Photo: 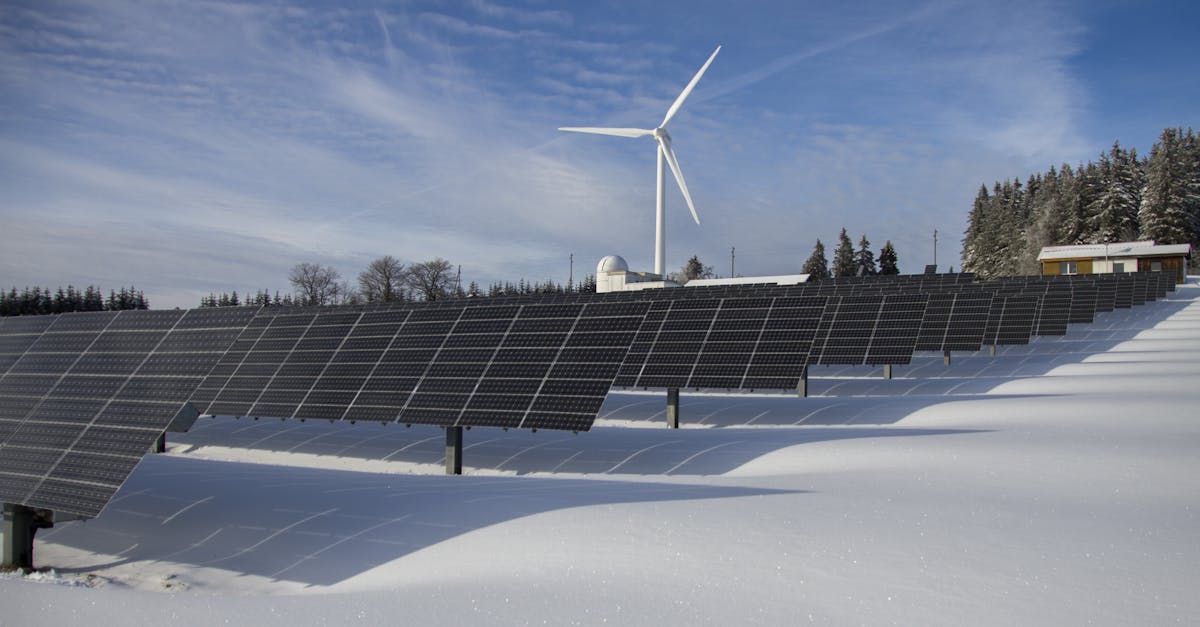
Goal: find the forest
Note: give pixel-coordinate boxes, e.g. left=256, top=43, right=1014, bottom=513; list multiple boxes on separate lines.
left=962, top=127, right=1199, bottom=279
left=0, top=285, right=148, bottom=316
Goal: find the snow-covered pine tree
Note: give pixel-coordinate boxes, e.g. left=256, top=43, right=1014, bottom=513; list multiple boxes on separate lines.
left=961, top=184, right=990, bottom=275
left=1023, top=167, right=1062, bottom=274
left=1140, top=128, right=1192, bottom=245
left=1089, top=141, right=1143, bottom=243
left=831, top=228, right=856, bottom=277
left=802, top=239, right=829, bottom=279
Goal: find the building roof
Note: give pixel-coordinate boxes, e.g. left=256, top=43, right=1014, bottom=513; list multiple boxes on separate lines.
left=1036, top=240, right=1192, bottom=262
left=686, top=274, right=809, bottom=287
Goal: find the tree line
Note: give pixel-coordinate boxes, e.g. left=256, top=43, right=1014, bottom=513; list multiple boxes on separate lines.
left=200, top=256, right=602, bottom=308
left=962, top=127, right=1200, bottom=279
left=0, top=285, right=148, bottom=316
left=800, top=229, right=900, bottom=280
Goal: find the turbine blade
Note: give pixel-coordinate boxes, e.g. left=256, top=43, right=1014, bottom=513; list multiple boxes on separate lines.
left=661, top=45, right=721, bottom=128
left=558, top=127, right=655, bottom=138
left=658, top=135, right=700, bottom=224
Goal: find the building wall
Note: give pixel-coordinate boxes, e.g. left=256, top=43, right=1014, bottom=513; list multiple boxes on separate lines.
left=1041, top=255, right=1187, bottom=283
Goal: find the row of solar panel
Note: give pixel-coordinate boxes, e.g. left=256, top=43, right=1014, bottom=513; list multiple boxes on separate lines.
left=0, top=271, right=1174, bottom=516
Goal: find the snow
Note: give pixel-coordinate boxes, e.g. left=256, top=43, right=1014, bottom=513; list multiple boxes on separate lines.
left=4, top=282, right=1200, bottom=625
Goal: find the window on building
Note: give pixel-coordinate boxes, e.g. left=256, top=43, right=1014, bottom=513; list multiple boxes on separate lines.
left=1059, top=261, right=1077, bottom=275
left=1113, top=262, right=1125, bottom=273
left=1151, top=261, right=1162, bottom=272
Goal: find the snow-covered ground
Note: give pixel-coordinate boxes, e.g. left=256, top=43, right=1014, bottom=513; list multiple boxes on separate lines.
left=4, top=283, right=1199, bottom=625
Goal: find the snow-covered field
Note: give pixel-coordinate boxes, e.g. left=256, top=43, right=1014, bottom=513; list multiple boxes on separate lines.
left=4, top=283, right=1199, bottom=625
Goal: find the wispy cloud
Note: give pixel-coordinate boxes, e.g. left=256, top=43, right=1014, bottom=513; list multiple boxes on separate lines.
left=0, top=0, right=1168, bottom=306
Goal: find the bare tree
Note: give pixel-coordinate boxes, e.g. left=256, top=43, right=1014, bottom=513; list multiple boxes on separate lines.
left=358, top=255, right=406, bottom=303
left=288, top=262, right=341, bottom=306
left=406, top=258, right=455, bottom=301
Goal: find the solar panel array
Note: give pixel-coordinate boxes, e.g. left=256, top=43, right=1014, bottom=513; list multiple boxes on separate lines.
left=0, top=308, right=258, bottom=516
left=0, top=269, right=1180, bottom=519
left=189, top=301, right=649, bottom=432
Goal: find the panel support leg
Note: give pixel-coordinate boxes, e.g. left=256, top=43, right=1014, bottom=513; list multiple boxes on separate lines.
left=666, top=388, right=680, bottom=429
left=943, top=350, right=952, bottom=366
left=797, top=367, right=808, bottom=398
left=883, top=364, right=893, bottom=380
left=2, top=504, right=53, bottom=572
left=445, top=426, right=463, bottom=475
left=152, top=432, right=166, bottom=454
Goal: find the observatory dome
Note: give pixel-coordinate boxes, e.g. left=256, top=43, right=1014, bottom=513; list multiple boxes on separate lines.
left=597, top=255, right=630, bottom=274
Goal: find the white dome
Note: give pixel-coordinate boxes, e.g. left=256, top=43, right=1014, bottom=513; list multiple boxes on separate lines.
left=596, top=255, right=629, bottom=274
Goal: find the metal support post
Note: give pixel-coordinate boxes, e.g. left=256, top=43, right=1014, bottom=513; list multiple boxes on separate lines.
left=445, top=426, right=463, bottom=475
left=883, top=364, right=893, bottom=380
left=666, top=388, right=680, bottom=429
left=989, top=344, right=996, bottom=356
left=152, top=432, right=166, bottom=454
left=797, top=366, right=808, bottom=398
left=943, top=350, right=952, bottom=366
left=2, top=504, right=53, bottom=572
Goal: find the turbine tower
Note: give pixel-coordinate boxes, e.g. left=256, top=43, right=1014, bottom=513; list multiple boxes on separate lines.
left=559, top=45, right=721, bottom=277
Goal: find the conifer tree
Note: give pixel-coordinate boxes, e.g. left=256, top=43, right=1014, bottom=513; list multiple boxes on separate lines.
left=879, top=241, right=899, bottom=275
left=802, top=239, right=829, bottom=279
left=831, top=228, right=856, bottom=277
left=1140, top=127, right=1195, bottom=245
left=855, top=235, right=877, bottom=276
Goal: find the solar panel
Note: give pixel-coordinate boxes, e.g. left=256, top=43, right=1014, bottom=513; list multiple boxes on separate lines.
left=1091, top=276, right=1117, bottom=313
left=614, top=296, right=826, bottom=391
left=983, top=295, right=1039, bottom=346
left=810, top=293, right=928, bottom=366
left=0, top=307, right=259, bottom=517
left=1129, top=273, right=1148, bottom=306
left=191, top=301, right=648, bottom=433
left=1113, top=274, right=1133, bottom=308
left=1068, top=283, right=1098, bottom=324
left=0, top=316, right=57, bottom=379
left=1034, top=286, right=1072, bottom=336
left=915, top=291, right=995, bottom=352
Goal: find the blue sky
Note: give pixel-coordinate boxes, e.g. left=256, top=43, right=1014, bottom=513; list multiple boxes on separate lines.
left=1, top=0, right=1196, bottom=308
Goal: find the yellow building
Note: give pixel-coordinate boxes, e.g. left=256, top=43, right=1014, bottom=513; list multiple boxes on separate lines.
left=1037, top=240, right=1191, bottom=284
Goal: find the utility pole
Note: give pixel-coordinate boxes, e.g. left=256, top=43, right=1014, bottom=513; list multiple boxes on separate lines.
left=730, top=246, right=735, bottom=278
left=933, top=229, right=938, bottom=268
left=569, top=253, right=574, bottom=291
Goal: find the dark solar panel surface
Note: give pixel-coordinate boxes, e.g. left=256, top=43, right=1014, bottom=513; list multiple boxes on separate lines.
left=810, top=293, right=928, bottom=365
left=1068, top=284, right=1098, bottom=324
left=0, top=307, right=259, bottom=517
left=614, top=296, right=826, bottom=390
left=1129, top=274, right=1148, bottom=306
left=1034, top=287, right=1072, bottom=336
left=983, top=295, right=1039, bottom=346
left=192, top=301, right=648, bottom=432
left=915, top=291, right=995, bottom=352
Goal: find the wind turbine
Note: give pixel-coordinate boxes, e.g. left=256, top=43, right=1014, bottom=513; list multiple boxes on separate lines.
left=559, top=45, right=721, bottom=277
